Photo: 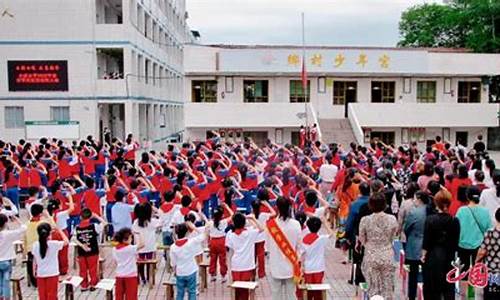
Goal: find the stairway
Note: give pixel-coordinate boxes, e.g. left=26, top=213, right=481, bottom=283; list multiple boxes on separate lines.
left=319, top=118, right=357, bottom=146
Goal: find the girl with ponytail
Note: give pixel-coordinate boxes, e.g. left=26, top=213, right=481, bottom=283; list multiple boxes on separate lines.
left=32, top=219, right=69, bottom=300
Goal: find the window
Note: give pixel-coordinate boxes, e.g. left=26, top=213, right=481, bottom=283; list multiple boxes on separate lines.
left=289, top=80, right=310, bottom=103
left=458, top=81, right=481, bottom=103
left=370, top=131, right=395, bottom=145
left=244, top=80, right=269, bottom=102
left=243, top=131, right=268, bottom=147
left=4, top=106, right=24, bottom=128
left=192, top=80, right=217, bottom=103
left=417, top=81, right=436, bottom=103
left=50, top=106, right=70, bottom=121
left=371, top=81, right=395, bottom=103
left=145, top=59, right=150, bottom=84
left=333, top=81, right=357, bottom=105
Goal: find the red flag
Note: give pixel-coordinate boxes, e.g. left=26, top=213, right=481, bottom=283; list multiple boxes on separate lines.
left=301, top=55, right=308, bottom=91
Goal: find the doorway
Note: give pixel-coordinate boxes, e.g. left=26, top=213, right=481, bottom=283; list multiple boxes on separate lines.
left=455, top=131, right=469, bottom=147
left=99, top=103, right=125, bottom=142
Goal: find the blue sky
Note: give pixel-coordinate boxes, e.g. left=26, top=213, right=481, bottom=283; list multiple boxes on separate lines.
left=186, top=0, right=442, bottom=46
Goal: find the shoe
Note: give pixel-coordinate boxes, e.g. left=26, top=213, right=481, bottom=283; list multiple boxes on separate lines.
left=210, top=276, right=217, bottom=282
left=221, top=276, right=227, bottom=283
left=81, top=287, right=89, bottom=292
left=90, top=287, right=96, bottom=292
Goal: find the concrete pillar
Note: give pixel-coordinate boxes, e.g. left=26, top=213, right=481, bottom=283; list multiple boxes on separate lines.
left=124, top=101, right=134, bottom=137
left=147, top=104, right=154, bottom=140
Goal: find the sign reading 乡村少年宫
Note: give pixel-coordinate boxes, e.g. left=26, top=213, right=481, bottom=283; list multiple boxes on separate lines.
left=8, top=60, right=69, bottom=91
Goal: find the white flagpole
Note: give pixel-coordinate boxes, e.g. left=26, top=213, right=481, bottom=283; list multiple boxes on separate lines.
left=301, top=12, right=309, bottom=132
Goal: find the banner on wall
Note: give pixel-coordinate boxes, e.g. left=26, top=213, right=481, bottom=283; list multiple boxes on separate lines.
left=8, top=60, right=69, bottom=91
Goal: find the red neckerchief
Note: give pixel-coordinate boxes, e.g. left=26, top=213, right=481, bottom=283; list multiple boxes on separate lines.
left=180, top=207, right=190, bottom=216
left=175, top=238, right=188, bottom=247
left=79, top=219, right=91, bottom=228
left=30, top=215, right=42, bottom=222
left=26, top=197, right=36, bottom=205
left=115, top=242, right=129, bottom=250
left=303, top=205, right=315, bottom=214
left=234, top=228, right=246, bottom=235
left=161, top=202, right=175, bottom=213
left=303, top=233, right=319, bottom=245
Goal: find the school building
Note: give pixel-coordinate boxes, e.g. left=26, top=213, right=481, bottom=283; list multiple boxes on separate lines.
left=183, top=44, right=500, bottom=149
left=0, top=0, right=190, bottom=145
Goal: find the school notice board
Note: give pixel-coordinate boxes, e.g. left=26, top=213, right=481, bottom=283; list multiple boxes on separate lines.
left=25, top=121, right=80, bottom=140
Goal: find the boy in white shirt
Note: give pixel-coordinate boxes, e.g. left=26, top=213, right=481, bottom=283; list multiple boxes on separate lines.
left=225, top=213, right=264, bottom=300
left=299, top=216, right=334, bottom=300
left=170, top=221, right=207, bottom=300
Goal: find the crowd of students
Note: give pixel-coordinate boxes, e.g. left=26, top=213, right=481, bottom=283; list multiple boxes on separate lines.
left=0, top=132, right=498, bottom=300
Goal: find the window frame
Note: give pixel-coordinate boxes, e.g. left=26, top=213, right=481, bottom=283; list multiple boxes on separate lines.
left=243, top=80, right=269, bottom=103
left=50, top=106, right=70, bottom=122
left=457, top=81, right=481, bottom=103
left=371, top=81, right=395, bottom=103
left=289, top=80, right=310, bottom=103
left=417, top=81, right=437, bottom=103
left=191, top=80, right=218, bottom=103
left=4, top=106, right=25, bottom=129
left=333, top=81, right=357, bottom=105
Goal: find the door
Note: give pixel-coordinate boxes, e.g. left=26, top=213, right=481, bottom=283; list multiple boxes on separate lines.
left=344, top=82, right=357, bottom=118
left=370, top=131, right=395, bottom=145
left=455, top=131, right=469, bottom=147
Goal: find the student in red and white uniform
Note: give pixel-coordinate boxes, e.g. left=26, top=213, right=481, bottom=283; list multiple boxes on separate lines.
left=170, top=222, right=208, bottom=300
left=47, top=194, right=74, bottom=276
left=251, top=200, right=276, bottom=279
left=208, top=203, right=233, bottom=282
left=225, top=213, right=264, bottom=300
left=112, top=227, right=144, bottom=300
left=123, top=135, right=139, bottom=166
left=159, top=191, right=179, bottom=248
left=299, top=216, right=334, bottom=300
left=32, top=220, right=69, bottom=300
left=299, top=125, right=307, bottom=148
left=171, top=195, right=199, bottom=227
left=131, top=203, right=161, bottom=285
left=302, top=189, right=329, bottom=219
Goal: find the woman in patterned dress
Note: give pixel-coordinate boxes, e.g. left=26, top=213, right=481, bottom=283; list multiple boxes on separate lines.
left=358, top=192, right=398, bottom=299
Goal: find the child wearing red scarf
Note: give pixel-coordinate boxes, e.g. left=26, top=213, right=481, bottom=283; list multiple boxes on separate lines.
left=169, top=222, right=208, bottom=300
left=299, top=216, right=334, bottom=300
left=225, top=213, right=264, bottom=300
left=112, top=228, right=144, bottom=300
left=75, top=208, right=106, bottom=291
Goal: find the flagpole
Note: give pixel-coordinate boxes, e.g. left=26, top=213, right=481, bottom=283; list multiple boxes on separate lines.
left=301, top=12, right=309, bottom=133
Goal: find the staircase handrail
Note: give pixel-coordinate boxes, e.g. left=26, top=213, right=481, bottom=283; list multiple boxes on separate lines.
left=348, top=103, right=364, bottom=145
left=307, top=102, right=322, bottom=141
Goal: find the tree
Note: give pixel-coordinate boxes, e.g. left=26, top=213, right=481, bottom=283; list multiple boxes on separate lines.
left=398, top=4, right=466, bottom=48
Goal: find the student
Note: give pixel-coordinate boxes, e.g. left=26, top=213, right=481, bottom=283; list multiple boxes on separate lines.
left=299, top=216, right=334, bottom=300
left=171, top=195, right=198, bottom=227
left=47, top=195, right=74, bottom=276
left=131, top=203, right=160, bottom=285
left=32, top=221, right=69, bottom=300
left=112, top=228, right=144, bottom=300
left=159, top=191, right=178, bottom=248
left=0, top=214, right=26, bottom=299
left=111, top=190, right=136, bottom=233
left=170, top=222, right=208, bottom=300
left=225, top=212, right=264, bottom=300
left=208, top=204, right=233, bottom=282
left=24, top=203, right=45, bottom=287
left=75, top=208, right=105, bottom=291
left=251, top=199, right=276, bottom=279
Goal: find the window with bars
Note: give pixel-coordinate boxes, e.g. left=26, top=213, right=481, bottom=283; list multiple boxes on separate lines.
left=50, top=106, right=70, bottom=121
left=458, top=81, right=481, bottom=103
left=192, top=80, right=218, bottom=103
left=333, top=81, right=357, bottom=105
left=289, top=80, right=310, bottom=103
left=4, top=106, right=24, bottom=128
left=243, top=80, right=269, bottom=102
left=371, top=81, right=395, bottom=103
left=417, top=81, right=436, bottom=103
